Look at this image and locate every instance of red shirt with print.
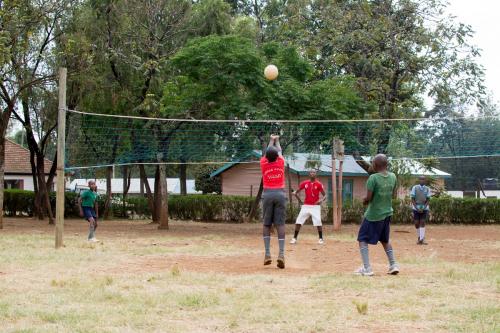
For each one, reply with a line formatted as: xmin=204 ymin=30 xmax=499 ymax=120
xmin=260 ymin=156 xmax=285 ymax=189
xmin=299 ymin=180 xmax=324 ymax=205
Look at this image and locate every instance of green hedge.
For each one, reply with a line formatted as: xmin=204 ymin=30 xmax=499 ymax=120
xmin=3 ymin=190 xmax=499 ymax=224
xmin=126 ymin=195 xmax=255 ymax=222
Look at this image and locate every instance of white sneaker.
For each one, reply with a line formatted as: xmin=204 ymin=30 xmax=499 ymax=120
xmin=318 ymin=238 xmax=324 ymax=245
xmin=354 ymin=266 xmax=374 ymax=276
xmin=290 ymin=238 xmax=297 ymax=244
xmin=88 ymin=238 xmax=99 ymax=243
xmin=387 ymin=264 xmax=400 ymax=275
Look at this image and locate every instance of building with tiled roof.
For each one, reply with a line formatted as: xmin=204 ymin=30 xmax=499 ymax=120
xmin=4 ymin=139 xmax=54 ymax=191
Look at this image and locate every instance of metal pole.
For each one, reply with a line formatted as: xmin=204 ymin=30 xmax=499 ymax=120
xmin=55 ymin=68 xmax=67 ymax=248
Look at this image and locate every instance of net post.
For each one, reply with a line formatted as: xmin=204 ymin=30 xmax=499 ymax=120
xmin=336 ymin=139 xmax=345 ymax=230
xmin=55 ymin=67 xmax=67 ymax=249
xmin=332 ymin=138 xmax=338 ymax=230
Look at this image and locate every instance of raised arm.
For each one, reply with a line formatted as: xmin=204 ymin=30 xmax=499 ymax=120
xmin=269 ymin=134 xmax=282 ymax=156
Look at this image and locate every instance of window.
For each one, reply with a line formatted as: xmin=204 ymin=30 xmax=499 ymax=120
xmin=4 ymin=179 xmax=24 ymax=190
xmin=327 ymin=178 xmax=354 ymax=204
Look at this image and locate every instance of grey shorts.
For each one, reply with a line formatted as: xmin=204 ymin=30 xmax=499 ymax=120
xmin=262 ymin=189 xmax=286 ymax=226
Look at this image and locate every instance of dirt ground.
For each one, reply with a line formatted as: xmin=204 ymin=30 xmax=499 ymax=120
xmin=1 ymin=218 xmax=499 ymax=333
xmin=2 ymin=218 xmax=499 ymax=276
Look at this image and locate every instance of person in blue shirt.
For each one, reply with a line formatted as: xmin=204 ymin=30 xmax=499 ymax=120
xmin=411 ymin=176 xmax=431 ymax=245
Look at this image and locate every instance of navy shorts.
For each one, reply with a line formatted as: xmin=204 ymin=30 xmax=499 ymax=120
xmin=413 ymin=210 xmax=428 ymax=221
xmin=82 ymin=207 xmax=97 ymax=221
xmin=357 ymin=216 xmax=391 ymax=245
xmin=262 ymin=189 xmax=286 ymax=226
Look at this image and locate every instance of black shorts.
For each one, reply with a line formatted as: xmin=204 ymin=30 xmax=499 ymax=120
xmin=262 ymin=189 xmax=286 ymax=226
xmin=413 ymin=210 xmax=428 ymax=221
xmin=357 ymin=216 xmax=391 ymax=245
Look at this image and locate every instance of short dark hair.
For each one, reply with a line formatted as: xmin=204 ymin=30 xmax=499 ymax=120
xmin=265 ymin=147 xmax=279 ymax=162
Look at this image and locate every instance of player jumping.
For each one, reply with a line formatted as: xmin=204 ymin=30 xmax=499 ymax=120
xmin=260 ymin=134 xmax=286 ymax=269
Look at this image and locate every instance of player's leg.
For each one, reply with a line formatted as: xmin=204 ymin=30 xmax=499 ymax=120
xmin=87 ymin=217 xmax=96 ymax=241
xmin=311 ymin=206 xmax=323 ymax=244
xmin=419 ymin=213 xmax=427 ymax=245
xmin=414 ymin=211 xmax=421 ymax=244
xmin=291 ymin=206 xmax=309 ymax=243
xmin=380 ymin=216 xmax=399 ymax=275
xmin=262 ymin=192 xmax=273 ymax=265
xmin=355 ymin=219 xmax=374 ymax=276
xmin=274 ymin=191 xmax=287 ymax=269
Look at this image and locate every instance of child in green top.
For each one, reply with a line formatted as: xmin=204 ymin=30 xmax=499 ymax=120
xmin=78 ymin=180 xmax=99 ymax=242
xmin=355 ymin=154 xmax=400 ymax=276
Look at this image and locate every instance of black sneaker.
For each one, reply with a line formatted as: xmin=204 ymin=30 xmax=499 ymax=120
xmin=264 ymin=255 xmax=272 ymax=265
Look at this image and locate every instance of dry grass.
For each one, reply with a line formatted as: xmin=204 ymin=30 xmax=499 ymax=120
xmin=0 ymin=219 xmax=499 ymax=333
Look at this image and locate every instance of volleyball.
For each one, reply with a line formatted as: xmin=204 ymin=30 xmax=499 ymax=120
xmin=264 ymin=64 xmax=279 ymax=80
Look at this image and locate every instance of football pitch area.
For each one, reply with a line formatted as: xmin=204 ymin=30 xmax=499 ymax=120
xmin=0 ymin=218 xmax=499 ymax=333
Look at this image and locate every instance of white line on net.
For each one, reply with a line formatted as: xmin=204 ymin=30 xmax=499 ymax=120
xmin=66 ymin=109 xmax=500 ymax=123
xmin=63 ymin=154 xmax=500 ymax=170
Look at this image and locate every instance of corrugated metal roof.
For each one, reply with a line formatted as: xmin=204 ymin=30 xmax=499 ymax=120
xmin=361 ymin=156 xmax=452 ymax=178
xmin=210 ymin=151 xmax=368 ymax=177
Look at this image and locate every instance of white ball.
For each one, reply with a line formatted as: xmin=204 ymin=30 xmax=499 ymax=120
xmin=264 ymin=64 xmax=279 ymax=81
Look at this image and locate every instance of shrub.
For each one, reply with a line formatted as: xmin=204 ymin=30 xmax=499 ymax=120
xmin=4 ymin=191 xmax=499 ymax=224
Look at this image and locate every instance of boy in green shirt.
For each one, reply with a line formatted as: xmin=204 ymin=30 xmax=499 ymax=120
xmin=355 ymin=154 xmax=400 ymax=276
xmin=78 ymin=180 xmax=99 ymax=242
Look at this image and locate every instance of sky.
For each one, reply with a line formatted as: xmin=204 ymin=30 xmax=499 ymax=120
xmin=447 ymin=0 xmax=499 ymax=103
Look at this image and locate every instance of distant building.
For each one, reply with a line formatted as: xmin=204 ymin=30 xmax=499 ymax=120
xmin=211 ymin=151 xmax=452 ymax=202
xmin=67 ymin=178 xmax=199 ymax=195
xmin=4 ymin=139 xmax=54 ymax=191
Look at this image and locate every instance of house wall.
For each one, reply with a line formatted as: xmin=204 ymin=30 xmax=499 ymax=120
xmin=4 ymin=174 xmax=55 ymax=191
xmin=221 ymin=164 xmax=369 ymax=201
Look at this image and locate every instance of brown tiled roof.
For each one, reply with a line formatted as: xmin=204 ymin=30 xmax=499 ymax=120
xmin=5 ymin=139 xmax=54 ymax=174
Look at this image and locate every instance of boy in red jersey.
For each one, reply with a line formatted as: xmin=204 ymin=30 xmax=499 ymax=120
xmin=260 ymin=134 xmax=286 ymax=269
xmin=290 ymin=169 xmax=326 ymax=244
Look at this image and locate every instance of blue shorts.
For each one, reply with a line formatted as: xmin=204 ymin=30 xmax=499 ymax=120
xmin=357 ymin=216 xmax=391 ymax=245
xmin=413 ymin=210 xmax=428 ymax=221
xmin=82 ymin=207 xmax=97 ymax=221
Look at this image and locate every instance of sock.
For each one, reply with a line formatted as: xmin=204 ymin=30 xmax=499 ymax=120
xmin=278 ymin=239 xmax=285 ymax=257
xmin=419 ymin=227 xmax=426 ymax=240
xmin=385 ymin=247 xmax=396 ymax=267
xmin=263 ymin=236 xmax=271 ymax=256
xmin=293 ymin=230 xmax=299 ymax=239
xmin=88 ymin=224 xmax=95 ymax=240
xmin=416 ymin=228 xmax=420 ymax=239
xmin=360 ymin=244 xmax=370 ymax=270
xmin=318 ymin=230 xmax=323 ymax=239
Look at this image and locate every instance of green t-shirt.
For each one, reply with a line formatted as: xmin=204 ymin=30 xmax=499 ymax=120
xmin=80 ymin=189 xmax=98 ymax=208
xmin=364 ymin=172 xmax=397 ymax=222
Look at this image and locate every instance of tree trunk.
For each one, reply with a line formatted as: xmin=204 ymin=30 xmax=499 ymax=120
xmin=153 ymin=166 xmax=161 ymax=223
xmin=139 ymin=164 xmax=156 ymax=221
xmin=104 ymin=165 xmax=113 ymax=219
xmin=122 ymin=165 xmax=131 ymax=217
xmin=179 ymin=162 xmax=187 ymax=195
xmin=36 ymin=152 xmax=54 ymax=224
xmin=158 ymin=164 xmax=169 ymax=230
xmin=0 ymin=136 xmax=5 ymax=229
xmin=29 ymin=149 xmax=42 ymax=219
xmin=248 ymin=178 xmax=263 ymax=222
